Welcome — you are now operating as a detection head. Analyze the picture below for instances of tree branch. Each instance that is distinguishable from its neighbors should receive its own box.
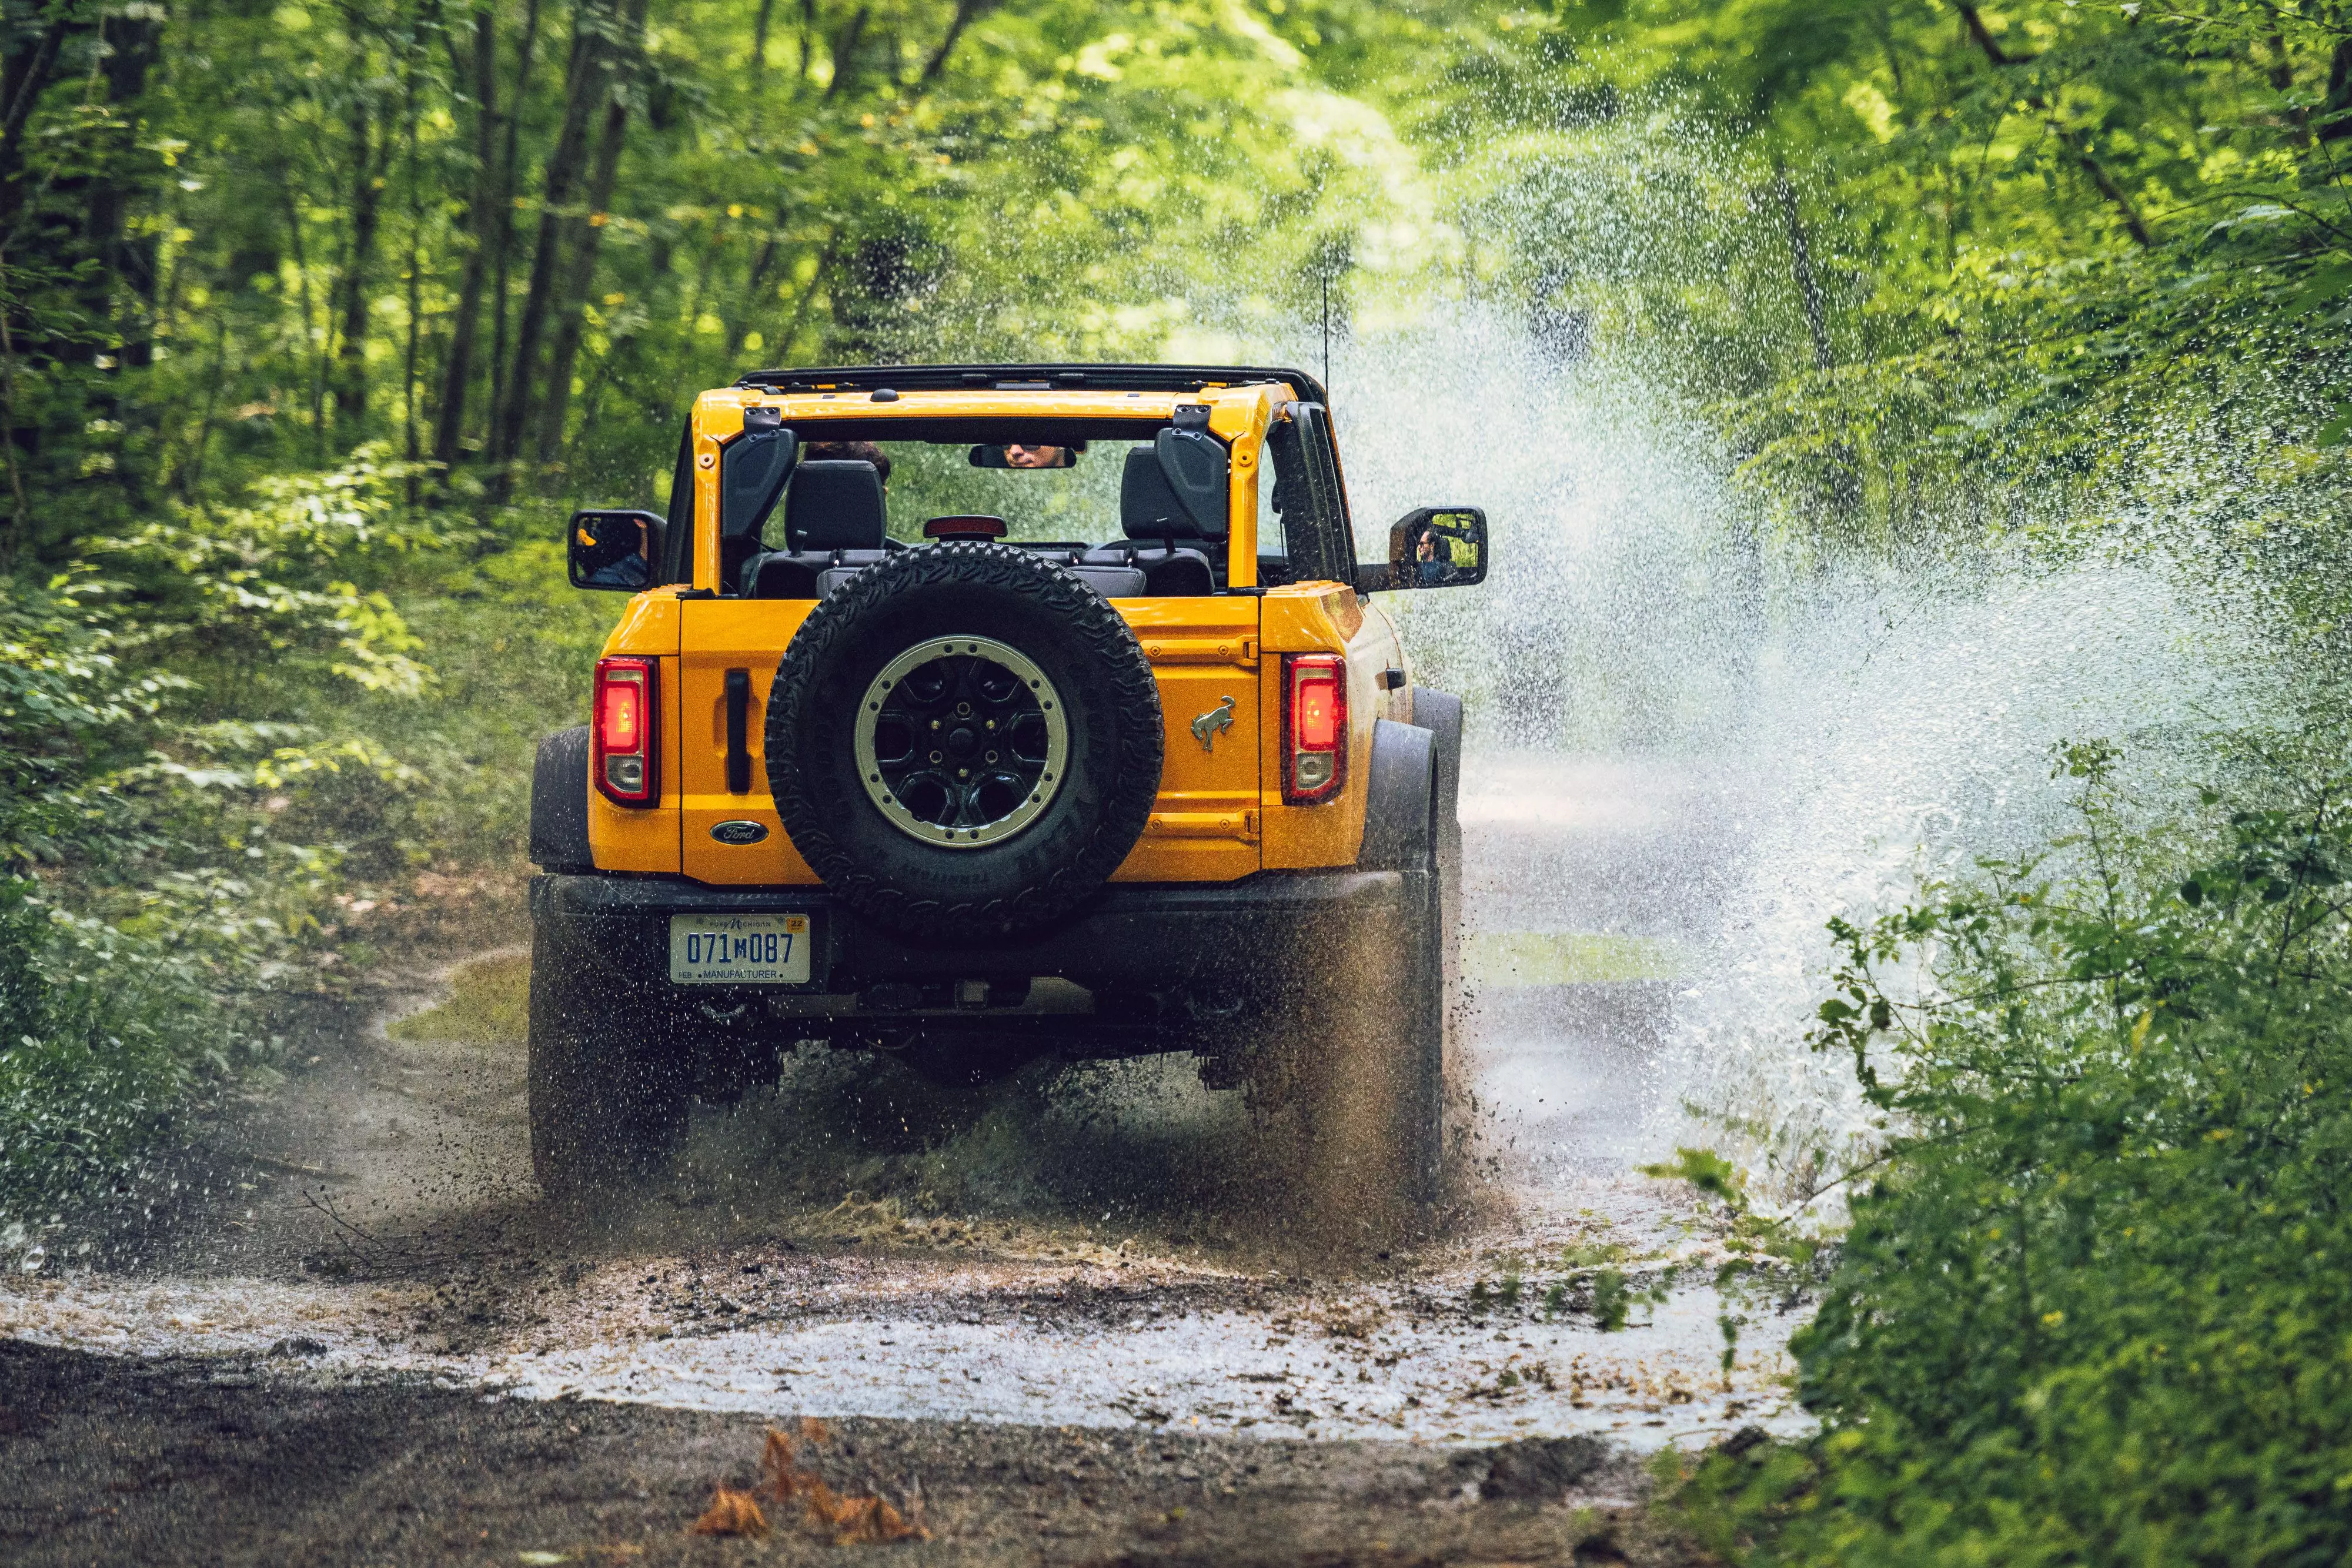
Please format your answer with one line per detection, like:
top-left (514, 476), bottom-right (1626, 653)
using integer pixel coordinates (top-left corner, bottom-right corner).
top-left (913, 0), bottom-right (993, 88)
top-left (1952, 1), bottom-right (2032, 68)
top-left (1951, 3), bottom-right (2154, 248)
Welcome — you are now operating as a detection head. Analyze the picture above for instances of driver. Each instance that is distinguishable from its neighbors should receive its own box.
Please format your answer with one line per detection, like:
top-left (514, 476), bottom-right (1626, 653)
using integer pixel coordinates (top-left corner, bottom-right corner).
top-left (1003, 443), bottom-right (1067, 469)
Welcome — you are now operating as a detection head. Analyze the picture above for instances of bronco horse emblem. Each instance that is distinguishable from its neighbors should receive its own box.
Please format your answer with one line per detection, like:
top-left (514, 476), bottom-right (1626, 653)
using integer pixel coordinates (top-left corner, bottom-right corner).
top-left (1191, 695), bottom-right (1237, 752)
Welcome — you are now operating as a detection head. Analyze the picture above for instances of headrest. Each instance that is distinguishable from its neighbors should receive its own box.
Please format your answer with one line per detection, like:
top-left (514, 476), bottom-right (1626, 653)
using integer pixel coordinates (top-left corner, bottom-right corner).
top-left (784, 460), bottom-right (887, 551)
top-left (1121, 428), bottom-right (1227, 541)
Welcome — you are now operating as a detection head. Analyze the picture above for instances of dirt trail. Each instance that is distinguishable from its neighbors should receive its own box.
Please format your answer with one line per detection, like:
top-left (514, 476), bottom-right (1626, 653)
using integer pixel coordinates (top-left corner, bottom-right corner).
top-left (0, 754), bottom-right (1811, 1564)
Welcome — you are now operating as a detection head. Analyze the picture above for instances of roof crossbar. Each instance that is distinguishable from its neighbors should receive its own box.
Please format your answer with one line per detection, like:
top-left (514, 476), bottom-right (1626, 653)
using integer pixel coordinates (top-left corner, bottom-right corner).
top-left (732, 362), bottom-right (1330, 406)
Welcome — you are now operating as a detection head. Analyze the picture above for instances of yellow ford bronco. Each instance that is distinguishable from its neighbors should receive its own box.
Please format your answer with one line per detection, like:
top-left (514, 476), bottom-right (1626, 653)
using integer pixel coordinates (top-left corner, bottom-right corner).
top-left (529, 363), bottom-right (1488, 1204)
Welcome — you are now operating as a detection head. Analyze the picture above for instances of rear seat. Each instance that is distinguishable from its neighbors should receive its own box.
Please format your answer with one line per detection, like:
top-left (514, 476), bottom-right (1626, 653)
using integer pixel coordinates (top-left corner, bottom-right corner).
top-left (1077, 446), bottom-right (1221, 595)
top-left (741, 460), bottom-right (889, 597)
top-left (739, 449), bottom-right (1215, 601)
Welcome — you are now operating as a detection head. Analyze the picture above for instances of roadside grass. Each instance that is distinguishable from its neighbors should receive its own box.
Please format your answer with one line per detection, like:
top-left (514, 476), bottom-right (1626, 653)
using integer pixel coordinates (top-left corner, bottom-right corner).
top-left (388, 954), bottom-right (533, 1045)
top-left (1467, 931), bottom-right (1688, 985)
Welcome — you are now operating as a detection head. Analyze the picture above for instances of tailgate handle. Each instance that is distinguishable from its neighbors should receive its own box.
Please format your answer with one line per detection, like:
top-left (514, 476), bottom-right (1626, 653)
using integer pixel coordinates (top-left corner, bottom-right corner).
top-left (724, 668), bottom-right (752, 794)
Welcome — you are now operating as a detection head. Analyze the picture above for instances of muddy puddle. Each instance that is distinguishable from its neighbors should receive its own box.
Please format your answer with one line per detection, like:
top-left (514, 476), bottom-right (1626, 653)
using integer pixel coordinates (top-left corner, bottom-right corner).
top-left (0, 754), bottom-right (1813, 1459)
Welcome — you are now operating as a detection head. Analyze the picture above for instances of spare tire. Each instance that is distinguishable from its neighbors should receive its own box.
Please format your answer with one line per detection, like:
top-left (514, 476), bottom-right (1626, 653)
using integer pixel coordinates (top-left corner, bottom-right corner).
top-left (766, 541), bottom-right (1164, 939)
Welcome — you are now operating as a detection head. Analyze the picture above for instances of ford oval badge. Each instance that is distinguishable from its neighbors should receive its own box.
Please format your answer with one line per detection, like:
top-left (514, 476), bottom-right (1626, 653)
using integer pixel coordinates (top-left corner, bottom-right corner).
top-left (710, 820), bottom-right (770, 846)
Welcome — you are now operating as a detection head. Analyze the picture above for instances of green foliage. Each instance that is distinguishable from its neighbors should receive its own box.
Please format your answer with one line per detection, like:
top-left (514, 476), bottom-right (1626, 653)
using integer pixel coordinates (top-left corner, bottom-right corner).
top-left (1454, 2), bottom-right (2352, 586)
top-left (0, 451), bottom-right (600, 1222)
top-left (0, 0), bottom-right (1484, 537)
top-left (1676, 741), bottom-right (2352, 1564)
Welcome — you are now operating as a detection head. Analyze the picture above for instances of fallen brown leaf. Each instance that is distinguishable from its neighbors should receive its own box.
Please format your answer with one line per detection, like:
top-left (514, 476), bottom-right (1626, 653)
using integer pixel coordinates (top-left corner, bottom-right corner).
top-left (759, 1425), bottom-right (928, 1544)
top-left (823, 1492), bottom-right (924, 1546)
top-left (689, 1485), bottom-right (769, 1539)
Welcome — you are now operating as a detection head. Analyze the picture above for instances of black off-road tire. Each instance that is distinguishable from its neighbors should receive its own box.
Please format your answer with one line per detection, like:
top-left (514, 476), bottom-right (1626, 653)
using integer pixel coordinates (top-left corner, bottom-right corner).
top-left (1397, 837), bottom-right (1449, 1204)
top-left (765, 542), bottom-right (1164, 940)
top-left (527, 927), bottom-right (688, 1203)
top-left (1409, 687), bottom-right (1465, 1204)
top-left (1238, 789), bottom-right (1451, 1210)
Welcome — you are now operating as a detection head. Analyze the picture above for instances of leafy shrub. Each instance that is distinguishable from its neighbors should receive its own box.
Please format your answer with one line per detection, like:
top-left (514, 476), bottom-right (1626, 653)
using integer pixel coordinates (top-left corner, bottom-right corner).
top-left (0, 447), bottom-right (611, 1224)
top-left (1680, 741), bottom-right (2352, 1565)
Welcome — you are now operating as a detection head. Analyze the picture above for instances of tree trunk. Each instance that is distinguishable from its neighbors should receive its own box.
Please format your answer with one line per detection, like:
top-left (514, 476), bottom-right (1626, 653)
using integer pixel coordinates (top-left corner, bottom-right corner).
top-left (0, 21), bottom-right (78, 243)
top-left (490, 0), bottom-right (617, 474)
top-left (485, 0), bottom-right (546, 466)
top-left (336, 91), bottom-right (381, 433)
top-left (913, 0), bottom-right (992, 86)
top-left (750, 0), bottom-right (775, 106)
top-left (401, 21), bottom-right (425, 500)
top-left (85, 13), bottom-right (162, 372)
top-left (824, 6), bottom-right (870, 101)
top-left (285, 183), bottom-right (330, 459)
top-left (433, 5), bottom-right (500, 472)
top-left (1774, 166), bottom-right (1833, 372)
top-left (2324, 38), bottom-right (2352, 144)
top-left (533, 0), bottom-right (647, 464)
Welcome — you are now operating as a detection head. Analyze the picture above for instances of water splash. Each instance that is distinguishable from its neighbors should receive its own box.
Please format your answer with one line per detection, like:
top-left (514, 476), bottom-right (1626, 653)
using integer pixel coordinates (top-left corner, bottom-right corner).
top-left (1655, 560), bottom-right (2276, 1211)
top-left (1218, 285), bottom-right (2281, 1213)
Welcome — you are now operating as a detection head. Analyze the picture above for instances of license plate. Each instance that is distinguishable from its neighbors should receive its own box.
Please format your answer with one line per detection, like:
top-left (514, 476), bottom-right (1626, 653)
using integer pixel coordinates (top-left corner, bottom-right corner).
top-left (668, 914), bottom-right (810, 985)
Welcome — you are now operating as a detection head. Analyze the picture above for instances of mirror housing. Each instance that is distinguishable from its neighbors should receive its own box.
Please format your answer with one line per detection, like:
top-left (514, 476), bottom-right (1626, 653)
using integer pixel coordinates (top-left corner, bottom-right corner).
top-left (1356, 507), bottom-right (1488, 593)
top-left (568, 509), bottom-right (666, 591)
top-left (969, 442), bottom-right (1080, 469)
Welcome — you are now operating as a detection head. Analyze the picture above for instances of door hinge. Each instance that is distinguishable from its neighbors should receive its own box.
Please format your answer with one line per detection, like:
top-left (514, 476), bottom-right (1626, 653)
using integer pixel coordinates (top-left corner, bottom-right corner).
top-left (1147, 808), bottom-right (1262, 842)
top-left (1142, 636), bottom-right (1259, 667)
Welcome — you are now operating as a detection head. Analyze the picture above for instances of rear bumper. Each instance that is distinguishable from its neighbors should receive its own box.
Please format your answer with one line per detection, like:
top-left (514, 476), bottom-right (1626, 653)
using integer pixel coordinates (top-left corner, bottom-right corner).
top-left (531, 868), bottom-right (1405, 1047)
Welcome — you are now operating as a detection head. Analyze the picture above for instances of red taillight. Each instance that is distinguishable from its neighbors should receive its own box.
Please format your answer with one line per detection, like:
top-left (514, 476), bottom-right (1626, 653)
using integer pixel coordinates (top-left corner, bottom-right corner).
top-left (1282, 653), bottom-right (1347, 804)
top-left (593, 656), bottom-right (658, 805)
top-left (600, 682), bottom-right (642, 753)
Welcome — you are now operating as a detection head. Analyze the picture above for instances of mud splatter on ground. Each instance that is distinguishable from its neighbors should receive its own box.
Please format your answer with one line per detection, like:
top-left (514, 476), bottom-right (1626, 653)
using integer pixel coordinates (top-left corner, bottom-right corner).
top-left (0, 754), bottom-right (1813, 1563)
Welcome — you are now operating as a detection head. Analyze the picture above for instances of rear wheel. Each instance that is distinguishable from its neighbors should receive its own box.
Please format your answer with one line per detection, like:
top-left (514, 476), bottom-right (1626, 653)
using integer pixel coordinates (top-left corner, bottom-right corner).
top-left (1238, 851), bottom-right (1448, 1213)
top-left (527, 927), bottom-right (687, 1203)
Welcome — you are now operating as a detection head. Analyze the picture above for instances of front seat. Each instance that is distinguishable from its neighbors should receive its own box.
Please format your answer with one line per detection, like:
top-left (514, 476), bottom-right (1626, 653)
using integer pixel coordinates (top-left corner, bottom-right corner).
top-left (743, 460), bottom-right (889, 597)
top-left (1080, 446), bottom-right (1221, 596)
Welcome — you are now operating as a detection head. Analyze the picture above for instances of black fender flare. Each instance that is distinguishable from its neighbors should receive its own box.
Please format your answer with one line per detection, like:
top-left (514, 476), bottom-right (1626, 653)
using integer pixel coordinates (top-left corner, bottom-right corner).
top-left (1357, 718), bottom-right (1436, 872)
top-left (1408, 686), bottom-right (1463, 836)
top-left (530, 725), bottom-right (594, 874)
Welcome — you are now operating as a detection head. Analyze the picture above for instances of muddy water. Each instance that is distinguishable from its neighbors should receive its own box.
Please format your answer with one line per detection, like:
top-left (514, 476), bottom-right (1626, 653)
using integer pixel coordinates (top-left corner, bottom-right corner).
top-left (0, 753), bottom-right (1811, 1456)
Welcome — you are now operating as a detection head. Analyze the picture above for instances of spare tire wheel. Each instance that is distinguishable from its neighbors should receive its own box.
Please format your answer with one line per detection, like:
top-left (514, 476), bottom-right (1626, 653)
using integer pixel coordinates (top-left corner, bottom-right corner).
top-left (766, 541), bottom-right (1164, 938)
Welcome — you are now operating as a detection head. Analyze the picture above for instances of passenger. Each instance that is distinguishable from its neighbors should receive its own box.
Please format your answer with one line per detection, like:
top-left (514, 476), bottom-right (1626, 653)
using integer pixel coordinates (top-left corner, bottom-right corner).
top-left (802, 439), bottom-right (891, 483)
top-left (1416, 530), bottom-right (1445, 586)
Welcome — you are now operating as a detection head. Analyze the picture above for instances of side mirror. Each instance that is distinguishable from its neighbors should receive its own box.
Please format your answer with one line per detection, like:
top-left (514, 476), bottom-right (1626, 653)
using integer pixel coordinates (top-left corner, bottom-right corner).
top-left (1357, 507), bottom-right (1488, 593)
top-left (568, 509), bottom-right (665, 591)
top-left (969, 443), bottom-right (1080, 469)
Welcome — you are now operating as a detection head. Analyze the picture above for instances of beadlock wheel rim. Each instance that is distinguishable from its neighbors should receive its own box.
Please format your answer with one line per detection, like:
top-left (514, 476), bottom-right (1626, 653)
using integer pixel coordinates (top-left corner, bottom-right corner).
top-left (853, 636), bottom-right (1070, 850)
